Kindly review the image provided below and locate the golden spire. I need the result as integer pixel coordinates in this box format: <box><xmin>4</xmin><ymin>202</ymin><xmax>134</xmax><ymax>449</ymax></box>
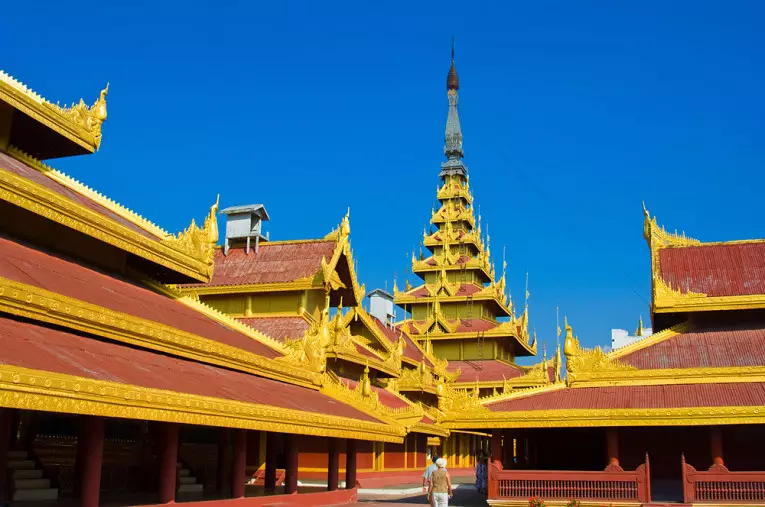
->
<box><xmin>636</xmin><ymin>315</ymin><xmax>644</xmax><ymax>337</ymax></box>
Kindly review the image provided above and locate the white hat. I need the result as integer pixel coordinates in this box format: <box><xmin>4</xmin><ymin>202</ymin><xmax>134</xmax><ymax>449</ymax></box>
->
<box><xmin>436</xmin><ymin>458</ymin><xmax>447</xmax><ymax>468</ymax></box>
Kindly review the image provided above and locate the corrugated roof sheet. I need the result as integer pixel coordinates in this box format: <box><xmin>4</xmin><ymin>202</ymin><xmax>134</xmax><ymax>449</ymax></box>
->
<box><xmin>0</xmin><ymin>152</ymin><xmax>160</xmax><ymax>240</ymax></box>
<box><xmin>486</xmin><ymin>383</ymin><xmax>765</xmax><ymax>412</ymax></box>
<box><xmin>184</xmin><ymin>241</ymin><xmax>336</xmax><ymax>287</ymax></box>
<box><xmin>0</xmin><ymin>236</ymin><xmax>279</xmax><ymax>359</ymax></box>
<box><xmin>620</xmin><ymin>322</ymin><xmax>765</xmax><ymax>369</ymax></box>
<box><xmin>0</xmin><ymin>315</ymin><xmax>381</xmax><ymax>423</ymax></box>
<box><xmin>237</xmin><ymin>316</ymin><xmax>310</xmax><ymax>343</ymax></box>
<box><xmin>447</xmin><ymin>360</ymin><xmax>525</xmax><ymax>383</ymax></box>
<box><xmin>659</xmin><ymin>242</ymin><xmax>765</xmax><ymax>297</ymax></box>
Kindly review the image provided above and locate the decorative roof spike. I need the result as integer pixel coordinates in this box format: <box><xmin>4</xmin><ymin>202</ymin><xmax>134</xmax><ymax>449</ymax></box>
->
<box><xmin>636</xmin><ymin>315</ymin><xmax>644</xmax><ymax>337</ymax></box>
<box><xmin>442</xmin><ymin>38</ymin><xmax>466</xmax><ymax>174</ymax></box>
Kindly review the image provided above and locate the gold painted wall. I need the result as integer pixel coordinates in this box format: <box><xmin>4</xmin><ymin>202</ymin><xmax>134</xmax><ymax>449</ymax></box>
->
<box><xmin>201</xmin><ymin>294</ymin><xmax>246</xmax><ymax>315</ymax></box>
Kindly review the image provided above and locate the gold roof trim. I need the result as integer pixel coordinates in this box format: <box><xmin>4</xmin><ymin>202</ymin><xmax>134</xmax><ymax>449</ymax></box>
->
<box><xmin>0</xmin><ymin>364</ymin><xmax>403</xmax><ymax>442</ymax></box>
<box><xmin>443</xmin><ymin>404</ymin><xmax>765</xmax><ymax>429</ymax></box>
<box><xmin>0</xmin><ymin>71</ymin><xmax>108</xmax><ymax>151</ymax></box>
<box><xmin>0</xmin><ymin>275</ymin><xmax>318</xmax><ymax>389</ymax></box>
<box><xmin>2</xmin><ymin>149</ymin><xmax>219</xmax><ymax>282</ymax></box>
<box><xmin>8</xmin><ymin>147</ymin><xmax>168</xmax><ymax>237</ymax></box>
<box><xmin>608</xmin><ymin>321</ymin><xmax>690</xmax><ymax>360</ymax></box>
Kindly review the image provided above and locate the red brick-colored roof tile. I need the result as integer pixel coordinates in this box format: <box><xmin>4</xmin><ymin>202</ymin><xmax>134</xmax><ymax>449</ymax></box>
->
<box><xmin>0</xmin><ymin>152</ymin><xmax>160</xmax><ymax>240</ymax></box>
<box><xmin>186</xmin><ymin>242</ymin><xmax>337</xmax><ymax>287</ymax></box>
<box><xmin>619</xmin><ymin>322</ymin><xmax>765</xmax><ymax>369</ymax></box>
<box><xmin>486</xmin><ymin>383</ymin><xmax>765</xmax><ymax>412</ymax></box>
<box><xmin>447</xmin><ymin>360</ymin><xmax>525</xmax><ymax>383</ymax></box>
<box><xmin>658</xmin><ymin>242</ymin><xmax>765</xmax><ymax>297</ymax></box>
<box><xmin>237</xmin><ymin>316</ymin><xmax>310</xmax><ymax>343</ymax></box>
<box><xmin>0</xmin><ymin>315</ymin><xmax>381</xmax><ymax>423</ymax></box>
<box><xmin>0</xmin><ymin>236</ymin><xmax>279</xmax><ymax>359</ymax></box>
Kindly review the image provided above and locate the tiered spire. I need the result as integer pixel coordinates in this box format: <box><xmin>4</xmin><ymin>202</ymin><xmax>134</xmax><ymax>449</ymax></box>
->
<box><xmin>394</xmin><ymin>43</ymin><xmax>536</xmax><ymax>363</ymax></box>
<box><xmin>441</xmin><ymin>38</ymin><xmax>467</xmax><ymax>178</ymax></box>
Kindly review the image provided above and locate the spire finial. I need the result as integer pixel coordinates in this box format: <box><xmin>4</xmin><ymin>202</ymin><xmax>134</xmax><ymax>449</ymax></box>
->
<box><xmin>451</xmin><ymin>36</ymin><xmax>455</xmax><ymax>62</ymax></box>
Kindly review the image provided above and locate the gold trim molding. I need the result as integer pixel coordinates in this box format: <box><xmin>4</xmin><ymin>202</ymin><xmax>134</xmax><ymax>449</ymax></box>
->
<box><xmin>0</xmin><ymin>276</ymin><xmax>319</xmax><ymax>389</ymax></box>
<box><xmin>0</xmin><ymin>365</ymin><xmax>403</xmax><ymax>442</ymax></box>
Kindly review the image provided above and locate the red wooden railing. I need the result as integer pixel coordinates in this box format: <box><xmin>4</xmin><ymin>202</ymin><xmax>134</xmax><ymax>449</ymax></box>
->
<box><xmin>682</xmin><ymin>454</ymin><xmax>765</xmax><ymax>503</ymax></box>
<box><xmin>488</xmin><ymin>455</ymin><xmax>651</xmax><ymax>504</ymax></box>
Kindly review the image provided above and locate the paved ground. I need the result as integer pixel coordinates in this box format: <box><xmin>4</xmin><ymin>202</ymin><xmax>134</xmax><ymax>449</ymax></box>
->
<box><xmin>353</xmin><ymin>482</ymin><xmax>488</xmax><ymax>507</ymax></box>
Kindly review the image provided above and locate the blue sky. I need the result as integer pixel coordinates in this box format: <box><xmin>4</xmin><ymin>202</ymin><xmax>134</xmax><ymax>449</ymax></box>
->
<box><xmin>3</xmin><ymin>1</ymin><xmax>763</xmax><ymax>354</ymax></box>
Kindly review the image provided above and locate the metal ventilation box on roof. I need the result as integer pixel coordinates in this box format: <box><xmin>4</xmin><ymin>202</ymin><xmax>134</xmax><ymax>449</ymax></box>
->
<box><xmin>220</xmin><ymin>204</ymin><xmax>270</xmax><ymax>255</ymax></box>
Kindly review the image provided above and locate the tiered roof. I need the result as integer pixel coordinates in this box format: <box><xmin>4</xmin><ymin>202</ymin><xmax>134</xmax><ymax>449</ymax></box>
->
<box><xmin>393</xmin><ymin>51</ymin><xmax>535</xmax><ymax>361</ymax></box>
<box><xmin>444</xmin><ymin>210</ymin><xmax>765</xmax><ymax>430</ymax></box>
<box><xmin>0</xmin><ymin>69</ymin><xmax>407</xmax><ymax>443</ymax></box>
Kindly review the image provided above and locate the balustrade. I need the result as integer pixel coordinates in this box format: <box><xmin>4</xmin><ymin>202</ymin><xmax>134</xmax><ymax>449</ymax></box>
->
<box><xmin>682</xmin><ymin>454</ymin><xmax>765</xmax><ymax>503</ymax></box>
<box><xmin>488</xmin><ymin>455</ymin><xmax>651</xmax><ymax>504</ymax></box>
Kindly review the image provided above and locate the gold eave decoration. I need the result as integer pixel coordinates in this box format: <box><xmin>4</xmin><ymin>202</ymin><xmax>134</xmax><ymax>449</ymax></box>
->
<box><xmin>322</xmin><ymin>211</ymin><xmax>366</xmax><ymax>305</ymax></box>
<box><xmin>0</xmin><ymin>71</ymin><xmax>107</xmax><ymax>152</ymax></box>
<box><xmin>0</xmin><ymin>276</ymin><xmax>318</xmax><ymax>389</ymax></box>
<box><xmin>176</xmin><ymin>277</ymin><xmax>318</xmax><ymax>297</ymax></box>
<box><xmin>319</xmin><ymin>372</ymin><xmax>416</xmax><ymax>432</ymax></box>
<box><xmin>0</xmin><ymin>365</ymin><xmax>403</xmax><ymax>443</ymax></box>
<box><xmin>563</xmin><ymin>317</ymin><xmax>636</xmax><ymax>384</ymax></box>
<box><xmin>0</xmin><ymin>150</ymin><xmax>219</xmax><ymax>283</ymax></box>
<box><xmin>443</xmin><ymin>404</ymin><xmax>765</xmax><ymax>429</ymax></box>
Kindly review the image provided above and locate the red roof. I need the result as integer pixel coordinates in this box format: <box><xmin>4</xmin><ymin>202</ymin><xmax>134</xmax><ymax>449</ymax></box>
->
<box><xmin>447</xmin><ymin>360</ymin><xmax>524</xmax><ymax>383</ymax></box>
<box><xmin>409</xmin><ymin>284</ymin><xmax>483</xmax><ymax>298</ymax></box>
<box><xmin>343</xmin><ymin>378</ymin><xmax>410</xmax><ymax>410</ymax></box>
<box><xmin>619</xmin><ymin>322</ymin><xmax>765</xmax><ymax>369</ymax></box>
<box><xmin>0</xmin><ymin>315</ymin><xmax>381</xmax><ymax>423</ymax></box>
<box><xmin>658</xmin><ymin>242</ymin><xmax>765</xmax><ymax>297</ymax></box>
<box><xmin>0</xmin><ymin>236</ymin><xmax>279</xmax><ymax>359</ymax></box>
<box><xmin>185</xmin><ymin>241</ymin><xmax>337</xmax><ymax>287</ymax></box>
<box><xmin>369</xmin><ymin>315</ymin><xmax>431</xmax><ymax>366</ymax></box>
<box><xmin>454</xmin><ymin>319</ymin><xmax>506</xmax><ymax>333</ymax></box>
<box><xmin>237</xmin><ymin>316</ymin><xmax>310</xmax><ymax>343</ymax></box>
<box><xmin>0</xmin><ymin>152</ymin><xmax>159</xmax><ymax>241</ymax></box>
<box><xmin>486</xmin><ymin>383</ymin><xmax>765</xmax><ymax>412</ymax></box>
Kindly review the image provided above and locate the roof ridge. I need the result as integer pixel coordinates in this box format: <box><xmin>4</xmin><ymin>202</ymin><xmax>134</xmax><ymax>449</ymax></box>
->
<box><xmin>608</xmin><ymin>321</ymin><xmax>692</xmax><ymax>360</ymax></box>
<box><xmin>7</xmin><ymin>146</ymin><xmax>169</xmax><ymax>238</ymax></box>
<box><xmin>480</xmin><ymin>383</ymin><xmax>566</xmax><ymax>406</ymax></box>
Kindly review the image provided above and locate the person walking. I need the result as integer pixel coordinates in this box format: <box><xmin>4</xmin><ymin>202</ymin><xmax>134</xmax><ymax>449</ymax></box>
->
<box><xmin>427</xmin><ymin>458</ymin><xmax>453</xmax><ymax>507</ymax></box>
<box><xmin>475</xmin><ymin>451</ymin><xmax>488</xmax><ymax>496</ymax></box>
<box><xmin>422</xmin><ymin>455</ymin><xmax>440</xmax><ymax>493</ymax></box>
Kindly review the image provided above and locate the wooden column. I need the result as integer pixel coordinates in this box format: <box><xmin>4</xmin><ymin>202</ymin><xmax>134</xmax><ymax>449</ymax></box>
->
<box><xmin>77</xmin><ymin>416</ymin><xmax>105</xmax><ymax>507</ymax></box>
<box><xmin>158</xmin><ymin>423</ymin><xmax>179</xmax><ymax>504</ymax></box>
<box><xmin>606</xmin><ymin>428</ymin><xmax>620</xmax><ymax>467</ymax></box>
<box><xmin>491</xmin><ymin>430</ymin><xmax>503</xmax><ymax>466</ymax></box>
<box><xmin>284</xmin><ymin>434</ymin><xmax>298</xmax><ymax>494</ymax></box>
<box><xmin>246</xmin><ymin>430</ymin><xmax>260</xmax><ymax>467</ymax></box>
<box><xmin>218</xmin><ymin>428</ymin><xmax>232</xmax><ymax>496</ymax></box>
<box><xmin>327</xmin><ymin>439</ymin><xmax>339</xmax><ymax>491</ymax></box>
<box><xmin>710</xmin><ymin>426</ymin><xmax>724</xmax><ymax>467</ymax></box>
<box><xmin>232</xmin><ymin>429</ymin><xmax>247</xmax><ymax>498</ymax></box>
<box><xmin>264</xmin><ymin>433</ymin><xmax>278</xmax><ymax>492</ymax></box>
<box><xmin>0</xmin><ymin>408</ymin><xmax>12</xmax><ymax>504</ymax></box>
<box><xmin>345</xmin><ymin>439</ymin><xmax>357</xmax><ymax>489</ymax></box>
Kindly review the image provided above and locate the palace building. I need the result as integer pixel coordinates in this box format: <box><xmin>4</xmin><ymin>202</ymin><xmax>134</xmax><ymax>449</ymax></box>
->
<box><xmin>1</xmin><ymin>44</ymin><xmax>765</xmax><ymax>507</ymax></box>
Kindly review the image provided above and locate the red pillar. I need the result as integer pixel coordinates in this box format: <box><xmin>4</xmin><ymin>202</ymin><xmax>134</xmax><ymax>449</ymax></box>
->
<box><xmin>218</xmin><ymin>428</ymin><xmax>231</xmax><ymax>496</ymax></box>
<box><xmin>0</xmin><ymin>408</ymin><xmax>12</xmax><ymax>503</ymax></box>
<box><xmin>327</xmin><ymin>439</ymin><xmax>339</xmax><ymax>491</ymax></box>
<box><xmin>232</xmin><ymin>429</ymin><xmax>247</xmax><ymax>498</ymax></box>
<box><xmin>606</xmin><ymin>427</ymin><xmax>620</xmax><ymax>468</ymax></box>
<box><xmin>264</xmin><ymin>433</ymin><xmax>278</xmax><ymax>492</ymax></box>
<box><xmin>345</xmin><ymin>439</ymin><xmax>357</xmax><ymax>489</ymax></box>
<box><xmin>158</xmin><ymin>423</ymin><xmax>179</xmax><ymax>504</ymax></box>
<box><xmin>710</xmin><ymin>426</ymin><xmax>724</xmax><ymax>467</ymax></box>
<box><xmin>284</xmin><ymin>434</ymin><xmax>298</xmax><ymax>494</ymax></box>
<box><xmin>77</xmin><ymin>416</ymin><xmax>105</xmax><ymax>507</ymax></box>
<box><xmin>491</xmin><ymin>430</ymin><xmax>502</xmax><ymax>466</ymax></box>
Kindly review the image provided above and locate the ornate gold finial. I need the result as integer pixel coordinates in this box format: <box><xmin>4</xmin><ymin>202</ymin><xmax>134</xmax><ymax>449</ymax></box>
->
<box><xmin>50</xmin><ymin>82</ymin><xmax>110</xmax><ymax>149</ymax></box>
<box><xmin>554</xmin><ymin>343</ymin><xmax>562</xmax><ymax>383</ymax></box>
<box><xmin>161</xmin><ymin>195</ymin><xmax>219</xmax><ymax>275</ymax></box>
<box><xmin>361</xmin><ymin>363</ymin><xmax>372</xmax><ymax>397</ymax></box>
<box><xmin>636</xmin><ymin>315</ymin><xmax>644</xmax><ymax>337</ymax></box>
<box><xmin>643</xmin><ymin>203</ymin><xmax>700</xmax><ymax>249</ymax></box>
<box><xmin>563</xmin><ymin>317</ymin><xmax>576</xmax><ymax>358</ymax></box>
